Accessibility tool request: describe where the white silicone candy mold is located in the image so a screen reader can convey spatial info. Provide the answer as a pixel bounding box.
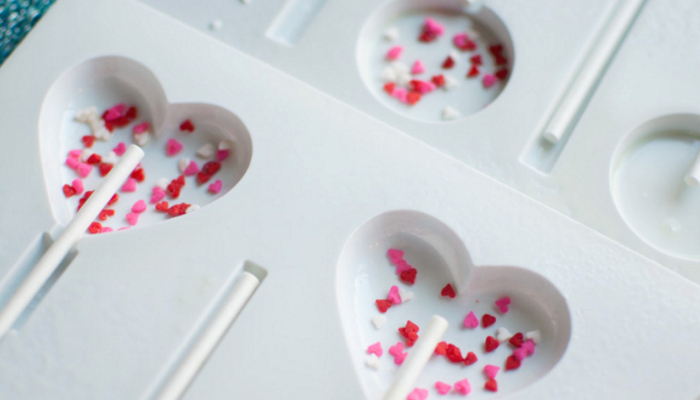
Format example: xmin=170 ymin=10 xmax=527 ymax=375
xmin=337 ymin=210 xmax=570 ymax=399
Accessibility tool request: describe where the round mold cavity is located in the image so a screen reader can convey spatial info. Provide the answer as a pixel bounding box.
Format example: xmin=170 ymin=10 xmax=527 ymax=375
xmin=39 ymin=56 xmax=253 ymax=230
xmin=337 ymin=210 xmax=571 ymax=399
xmin=357 ymin=0 xmax=514 ymax=123
xmin=611 ymin=113 xmax=700 ymax=259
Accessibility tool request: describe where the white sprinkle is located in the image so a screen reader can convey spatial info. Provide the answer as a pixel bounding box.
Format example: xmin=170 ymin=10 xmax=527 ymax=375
xmin=80 ymin=149 xmax=92 ymax=163
xmin=396 ymin=71 xmax=411 ymax=86
xmin=449 ymin=50 xmax=460 ymax=62
xmin=365 ymin=354 xmax=380 ymax=370
xmin=381 ymin=66 xmax=397 ymax=82
xmin=102 ymin=151 xmax=118 ymax=165
xmin=209 ymin=19 xmax=223 ymax=31
xmin=218 ymin=140 xmax=234 ymax=151
xmin=443 ymin=75 xmax=459 ymax=90
xmin=496 ymin=327 xmax=513 ymax=343
xmin=383 ymin=27 xmax=399 ymax=42
xmin=398 ymin=287 xmax=413 ymax=303
xmin=197 ymin=143 xmax=216 ymax=159
xmin=156 ymin=178 xmax=169 ymax=190
xmin=391 ymin=61 xmax=409 ymax=74
xmin=75 ymin=107 xmax=98 ymax=123
xmin=178 ymin=157 xmax=190 ymax=173
xmin=186 ymin=204 xmax=200 ymax=214
xmin=94 ymin=127 xmax=111 ymax=141
xmin=133 ymin=131 xmax=149 ymax=146
xmin=442 ymin=106 xmax=461 ymax=121
xmin=371 ymin=314 xmax=386 ymax=330
xmin=525 ymin=330 xmax=541 ymax=344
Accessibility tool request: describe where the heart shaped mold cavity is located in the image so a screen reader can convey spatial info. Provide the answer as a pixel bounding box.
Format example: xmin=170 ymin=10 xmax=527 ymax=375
xmin=39 ymin=56 xmax=252 ymax=230
xmin=611 ymin=113 xmax=700 ymax=259
xmin=337 ymin=211 xmax=570 ymax=399
xmin=357 ymin=0 xmax=514 ymax=122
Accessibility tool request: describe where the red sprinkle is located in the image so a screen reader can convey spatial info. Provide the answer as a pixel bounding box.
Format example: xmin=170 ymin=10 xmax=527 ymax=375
xmin=131 ymin=167 xmax=145 ymax=183
xmin=82 ymin=135 xmax=95 ymax=148
xmin=88 ymin=221 xmax=102 ymax=234
xmin=98 ymin=209 xmax=115 ymax=221
xmin=495 ymin=55 xmax=508 ymax=66
xmin=463 ymin=351 xmax=478 ymax=366
xmin=155 ymin=201 xmax=170 ymax=212
xmin=485 ymin=335 xmax=499 ymax=352
xmin=435 ymin=341 xmax=448 ymax=355
xmin=406 ymin=91 xmax=421 ymax=106
xmin=482 ymin=314 xmax=496 ymax=328
xmin=77 ymin=190 xmax=94 ymax=211
xmin=484 ymin=379 xmax=498 ymax=392
xmin=442 ymin=56 xmax=455 ymax=69
xmin=107 ymin=193 xmax=119 ymax=206
xmin=62 ymin=184 xmax=76 ymax=198
xmin=431 ymin=74 xmax=445 ymax=87
xmin=383 ymin=82 xmax=396 ymax=95
xmin=168 ymin=202 xmax=191 ymax=217
xmin=98 ymin=163 xmax=113 ymax=177
xmin=445 ymin=344 xmax=463 ymax=363
xmin=104 ymin=121 xmax=115 ymax=132
xmin=470 ymin=54 xmax=482 ymax=65
xmin=495 ymin=68 xmax=509 ymax=80
xmin=126 ymin=106 xmax=137 ymax=119
xmin=399 ymin=268 xmax=417 ymax=285
xmin=180 ymin=119 xmax=195 ymax=132
xmin=111 ymin=115 xmax=131 ymax=128
xmin=505 ymin=355 xmax=521 ymax=370
xmin=87 ymin=154 xmax=102 ymax=165
xmin=489 ymin=44 xmax=504 ymax=57
xmin=399 ymin=320 xmax=419 ymax=347
xmin=467 ymin=65 xmax=480 ymax=78
xmin=376 ymin=299 xmax=392 ymax=313
xmin=456 ymin=39 xmax=477 ymax=52
xmin=197 ymin=161 xmax=221 ymax=184
xmin=440 ymin=283 xmax=456 ymax=298
xmin=509 ymin=332 xmax=524 ymax=348
xmin=167 ymin=175 xmax=186 ymax=198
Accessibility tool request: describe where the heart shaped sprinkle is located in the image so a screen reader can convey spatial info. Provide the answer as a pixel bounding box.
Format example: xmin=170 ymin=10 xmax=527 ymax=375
xmin=178 ymin=158 xmax=190 ymax=173
xmin=467 ymin=65 xmax=480 ymax=78
xmin=434 ymin=341 xmax=447 ymax=356
xmin=196 ymin=143 xmax=216 ymax=159
xmin=80 ymin=149 xmax=92 ymax=162
xmin=525 ymin=330 xmax=541 ymax=344
xmin=484 ymin=364 xmax=500 ymax=379
xmin=463 ymin=351 xmax=478 ymax=366
xmin=375 ymin=299 xmax=392 ymax=313
xmin=366 ymin=342 xmax=383 ymax=357
xmin=484 ymin=379 xmax=498 ymax=392
xmin=406 ymin=91 xmax=422 ymax=106
xmin=489 ymin=44 xmax=504 ymax=56
xmin=454 ymin=378 xmax=471 ymax=395
xmin=131 ymin=200 xmax=147 ymax=214
xmin=521 ymin=340 xmax=536 ymax=356
xmin=365 ymin=354 xmax=380 ymax=371
xmin=387 ymin=285 xmax=402 ymax=304
xmin=399 ymin=268 xmax=417 ymax=285
xmin=482 ymin=314 xmax=496 ymax=328
xmin=133 ymin=122 xmax=149 ymax=135
xmin=505 ymin=355 xmax=521 ymax=370
xmin=387 ymin=248 xmax=404 ymax=265
xmin=66 ymin=156 xmax=80 ymax=170
xmin=98 ymin=209 xmax=115 ymax=221
xmin=113 ymin=142 xmax=127 ymax=156
xmin=383 ymin=82 xmax=396 ymax=95
xmin=167 ymin=176 xmax=186 ymax=198
xmin=496 ymin=327 xmax=513 ymax=343
xmin=130 ymin=167 xmax=145 ymax=182
xmin=126 ymin=212 xmax=139 ymax=226
xmin=442 ymin=56 xmax=455 ymax=69
xmin=435 ymin=381 xmax=451 ymax=395
xmin=442 ymin=106 xmax=461 ymax=121
xmin=394 ymin=351 xmax=407 ymax=365
xmin=440 ymin=283 xmax=456 ymax=298
xmin=197 ymin=161 xmax=221 ymax=184
xmin=208 ymin=179 xmax=223 ymax=194
xmin=398 ymin=320 xmax=419 ymax=346
xmin=72 ymin=178 xmax=84 ymax=194
xmin=100 ymin=227 xmax=113 ymax=234
xmin=398 ymin=287 xmax=413 ymax=302
xmin=443 ymin=75 xmax=459 ymax=90
xmin=179 ymin=119 xmax=195 ymax=132
xmin=445 ymin=344 xmax=463 ymax=363
xmin=386 ymin=46 xmax=403 ymax=61
xmin=482 ymin=74 xmax=497 ymax=88
xmin=431 ymin=74 xmax=445 ymax=88
xmin=62 ymin=184 xmax=76 ymax=198
xmin=151 ymin=186 xmax=166 ymax=203
xmin=495 ymin=68 xmax=509 ymax=80
xmin=470 ymin=54 xmax=483 ymax=65
xmin=389 ymin=342 xmax=404 ymax=357
xmin=495 ymin=55 xmax=508 ymax=66
xmin=88 ymin=222 xmax=102 ymax=234
xmin=166 ymin=138 xmax=184 ymax=157
xmin=395 ymin=259 xmax=412 ymax=274
xmin=184 ymin=161 xmax=200 ymax=176
xmin=155 ymin=201 xmax=170 ymax=212
xmin=81 ymin=135 xmax=95 ymax=148
xmin=513 ymin=348 xmax=527 ymax=361
xmin=86 ymin=153 xmax=102 ymax=165
xmin=108 ymin=193 xmax=119 ymax=206
xmin=155 ymin=178 xmax=169 ymax=190
xmin=391 ymin=87 xmax=408 ymax=103
xmin=121 ymin=178 xmax=137 ymax=192
xmin=383 ymin=26 xmax=399 ymax=41
xmin=495 ymin=296 xmax=511 ymax=314
xmin=484 ymin=336 xmax=499 ymax=352
xmin=216 ymin=149 xmax=230 ymax=162
xmin=102 ymin=151 xmax=117 ymax=165
xmin=407 ymin=388 xmax=428 ymax=400
xmin=98 ymin=163 xmax=113 ymax=177
xmin=509 ymin=332 xmax=524 ymax=348
xmin=77 ymin=163 xmax=93 ymax=178
xmin=371 ymin=315 xmax=386 ymax=330
xmin=168 ymin=203 xmax=191 ymax=217
xmin=411 ymin=60 xmax=425 ymax=75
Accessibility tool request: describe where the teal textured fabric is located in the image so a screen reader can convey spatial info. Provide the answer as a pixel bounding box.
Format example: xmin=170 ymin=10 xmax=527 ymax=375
xmin=0 ymin=0 xmax=56 ymax=65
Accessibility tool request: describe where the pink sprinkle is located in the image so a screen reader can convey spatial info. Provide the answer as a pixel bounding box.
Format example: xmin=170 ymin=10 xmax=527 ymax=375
xmin=104 ymin=103 xmax=126 ymax=121
xmin=424 ymin=17 xmax=444 ymax=36
xmin=151 ymin=186 xmax=166 ymax=203
xmin=132 ymin=122 xmax=150 ymax=134
xmin=72 ymin=178 xmax=84 ymax=195
xmin=126 ymin=212 xmax=139 ymax=226
xmin=495 ymin=296 xmax=511 ymax=314
xmin=389 ymin=342 xmax=404 ymax=357
xmin=392 ymin=87 xmax=408 ymax=103
xmin=482 ymin=74 xmax=497 ymax=88
xmin=166 ymin=139 xmax=184 ymax=156
xmin=216 ymin=149 xmax=230 ymax=162
xmin=415 ymin=80 xmax=436 ymax=94
xmin=435 ymin=381 xmax=451 ymax=395
xmin=113 ymin=142 xmax=127 ymax=156
xmin=483 ymin=365 xmax=500 ymax=379
xmin=208 ymin=179 xmax=223 ymax=194
xmin=395 ymin=259 xmax=412 ymax=274
xmin=407 ymin=388 xmax=428 ymax=400
xmin=184 ymin=161 xmax=200 ymax=176
xmin=521 ymin=340 xmax=536 ymax=356
xmin=99 ymin=227 xmax=113 ymax=233
xmin=454 ymin=378 xmax=471 ymax=395
xmin=367 ymin=342 xmax=383 ymax=357
xmin=118 ymin=227 xmax=130 ymax=231
xmin=388 ymin=285 xmax=401 ymax=304
xmin=463 ymin=311 xmax=479 ymax=328
xmin=77 ymin=163 xmax=92 ymax=178
xmin=513 ymin=348 xmax=527 ymax=361
xmin=132 ymin=200 xmax=147 ymax=213
xmin=386 ymin=45 xmax=403 ymax=60
xmin=387 ymin=249 xmax=404 ymax=264
xmin=121 ymin=178 xmax=137 ymax=192
xmin=394 ymin=352 xmax=407 ymax=365
xmin=66 ymin=156 xmax=80 ymax=170
xmin=68 ymin=149 xmax=82 ymax=158
xmin=453 ymin=33 xmax=469 ymax=48
xmin=411 ymin=60 xmax=425 ymax=75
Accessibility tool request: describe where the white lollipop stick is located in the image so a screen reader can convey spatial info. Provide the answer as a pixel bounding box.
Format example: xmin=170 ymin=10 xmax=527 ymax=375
xmin=542 ymin=0 xmax=646 ymax=144
xmin=382 ymin=315 xmax=449 ymax=400
xmin=154 ymin=268 xmax=265 ymax=400
xmin=684 ymin=147 xmax=700 ymax=187
xmin=0 ymin=144 xmax=144 ymax=340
